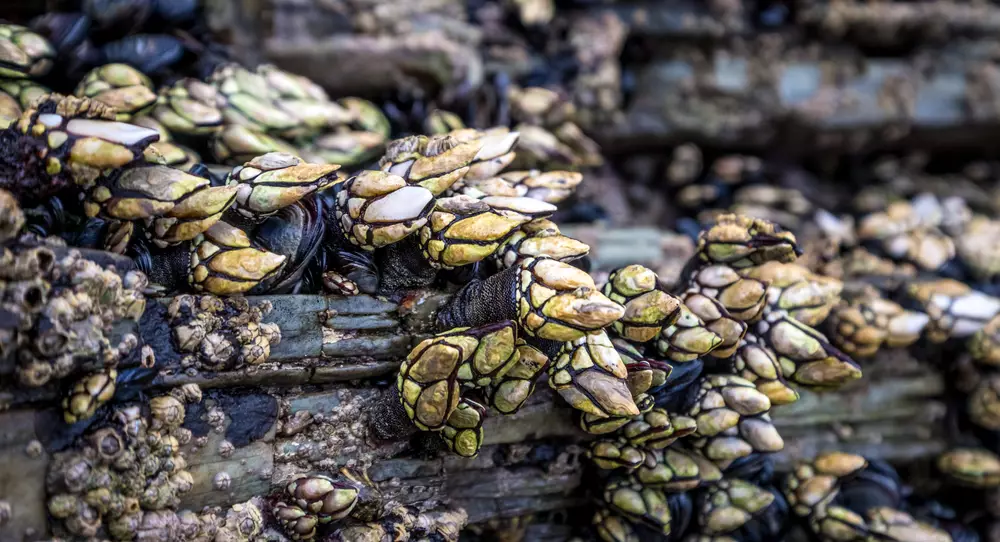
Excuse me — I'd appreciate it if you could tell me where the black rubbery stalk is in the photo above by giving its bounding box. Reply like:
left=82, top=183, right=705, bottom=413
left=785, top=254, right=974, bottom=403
left=437, top=264, right=519, bottom=330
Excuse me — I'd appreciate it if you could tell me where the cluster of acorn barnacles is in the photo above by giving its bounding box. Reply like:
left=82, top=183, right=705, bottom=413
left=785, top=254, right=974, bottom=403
left=0, top=188, right=148, bottom=422
left=167, top=294, right=281, bottom=371
left=45, top=386, right=208, bottom=540
left=393, top=210, right=873, bottom=540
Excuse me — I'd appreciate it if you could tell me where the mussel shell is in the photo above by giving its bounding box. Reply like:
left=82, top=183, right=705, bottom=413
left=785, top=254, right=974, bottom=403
left=724, top=453, right=776, bottom=486
left=101, top=34, right=184, bottom=74
left=30, top=13, right=91, bottom=54
left=152, top=0, right=199, bottom=24
left=652, top=357, right=704, bottom=413
left=834, top=460, right=904, bottom=515
left=85, top=0, right=153, bottom=37
left=251, top=198, right=325, bottom=294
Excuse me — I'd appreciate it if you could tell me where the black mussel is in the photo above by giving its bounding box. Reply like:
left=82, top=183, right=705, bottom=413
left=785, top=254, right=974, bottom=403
left=100, top=33, right=184, bottom=74
left=152, top=0, right=199, bottom=24
left=84, top=0, right=154, bottom=39
left=251, top=198, right=326, bottom=294
left=30, top=12, right=91, bottom=54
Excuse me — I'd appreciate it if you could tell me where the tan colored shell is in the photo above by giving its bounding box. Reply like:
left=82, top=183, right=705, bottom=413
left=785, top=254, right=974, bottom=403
left=549, top=330, right=639, bottom=418
left=75, top=64, right=157, bottom=120
left=335, top=170, right=435, bottom=250
left=188, top=221, right=287, bottom=295
left=228, top=152, right=341, bottom=216
left=697, top=214, right=799, bottom=268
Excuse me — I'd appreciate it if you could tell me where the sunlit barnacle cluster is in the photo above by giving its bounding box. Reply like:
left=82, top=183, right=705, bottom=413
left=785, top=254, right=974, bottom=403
left=166, top=294, right=281, bottom=371
left=784, top=452, right=951, bottom=542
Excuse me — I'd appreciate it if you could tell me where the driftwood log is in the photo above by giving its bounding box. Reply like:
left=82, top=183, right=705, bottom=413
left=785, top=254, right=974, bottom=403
left=0, top=228, right=950, bottom=540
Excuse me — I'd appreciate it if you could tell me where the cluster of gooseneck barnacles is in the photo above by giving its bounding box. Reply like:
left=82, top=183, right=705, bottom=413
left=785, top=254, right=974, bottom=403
left=393, top=206, right=879, bottom=540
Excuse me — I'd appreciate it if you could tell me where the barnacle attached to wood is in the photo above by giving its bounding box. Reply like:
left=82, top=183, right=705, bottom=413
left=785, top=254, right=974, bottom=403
left=151, top=78, right=224, bottom=136
left=603, top=265, right=681, bottom=344
left=828, top=285, right=929, bottom=358
left=447, top=127, right=523, bottom=183
left=784, top=452, right=950, bottom=542
left=486, top=342, right=549, bottom=415
left=284, top=475, right=359, bottom=523
left=908, top=279, right=1000, bottom=342
left=696, top=214, right=800, bottom=268
left=334, top=170, right=435, bottom=250
left=228, top=152, right=341, bottom=217
left=684, top=265, right=768, bottom=323
left=440, top=397, right=487, bottom=458
left=259, top=64, right=352, bottom=137
left=187, top=221, right=287, bottom=295
left=84, top=164, right=238, bottom=250
left=681, top=292, right=747, bottom=359
left=969, top=374, right=1000, bottom=431
left=549, top=330, right=639, bottom=418
left=589, top=437, right=648, bottom=471
left=685, top=375, right=783, bottom=468
left=2, top=94, right=160, bottom=198
left=740, top=261, right=843, bottom=328
left=418, top=195, right=554, bottom=270
left=602, top=477, right=675, bottom=536
left=857, top=198, right=957, bottom=271
left=0, top=24, right=55, bottom=78
left=211, top=63, right=299, bottom=136
left=438, top=256, right=624, bottom=341
left=273, top=502, right=319, bottom=541
left=75, top=63, right=156, bottom=120
left=211, top=124, right=299, bottom=165
left=937, top=448, right=1000, bottom=488
left=167, top=294, right=281, bottom=370
left=632, top=447, right=722, bottom=492
left=693, top=479, right=780, bottom=539
left=379, top=133, right=483, bottom=196
left=751, top=310, right=862, bottom=387
left=496, top=169, right=584, bottom=203
left=494, top=218, right=590, bottom=268
left=62, top=367, right=117, bottom=423
left=731, top=342, right=798, bottom=406
left=970, top=314, right=1000, bottom=367
left=655, top=304, right=723, bottom=363
left=398, top=321, right=519, bottom=431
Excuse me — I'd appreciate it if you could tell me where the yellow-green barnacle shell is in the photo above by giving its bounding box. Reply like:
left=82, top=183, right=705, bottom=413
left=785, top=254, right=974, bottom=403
left=188, top=221, right=287, bottom=295
left=75, top=64, right=156, bottom=120
left=908, top=279, right=1000, bottom=343
left=212, top=63, right=298, bottom=134
left=486, top=341, right=549, bottom=415
left=440, top=398, right=486, bottom=458
left=620, top=407, right=695, bottom=450
left=144, top=139, right=201, bottom=170
left=335, top=170, right=435, bottom=250
left=937, top=448, right=1000, bottom=488
left=153, top=78, right=224, bottom=135
left=655, top=304, right=723, bottom=363
left=970, top=315, right=1000, bottom=367
left=969, top=374, right=1000, bottom=431
left=589, top=438, right=647, bottom=471
left=603, top=477, right=673, bottom=534
left=258, top=64, right=351, bottom=136
left=620, top=347, right=672, bottom=398
left=698, top=479, right=775, bottom=536
left=508, top=85, right=575, bottom=125
left=211, top=124, right=298, bottom=165
left=731, top=342, right=798, bottom=406
left=285, top=475, right=359, bottom=523
left=86, top=165, right=238, bottom=247
left=273, top=502, right=319, bottom=541
left=397, top=330, right=477, bottom=431
left=828, top=293, right=929, bottom=359
left=63, top=367, right=117, bottom=423
left=682, top=292, right=747, bottom=359
left=516, top=257, right=625, bottom=341
left=739, top=261, right=843, bottom=328
left=498, top=170, right=584, bottom=204
left=685, top=265, right=768, bottom=323
left=424, top=109, right=465, bottom=135
left=455, top=321, right=520, bottom=388
left=512, top=123, right=580, bottom=170
left=455, top=176, right=522, bottom=199
left=957, top=216, right=1000, bottom=280
left=549, top=330, right=639, bottom=418
left=103, top=220, right=134, bottom=254
left=866, top=507, right=952, bottom=542
left=229, top=152, right=341, bottom=217
left=581, top=394, right=654, bottom=435
left=418, top=195, right=541, bottom=270
left=634, top=448, right=722, bottom=492
left=697, top=214, right=800, bottom=268
left=752, top=311, right=862, bottom=388
left=687, top=375, right=771, bottom=438
left=593, top=507, right=638, bottom=542
left=379, top=134, right=480, bottom=196
left=0, top=24, right=55, bottom=78
left=339, top=97, right=390, bottom=138
left=447, top=127, right=521, bottom=183
left=494, top=218, right=590, bottom=269
left=0, top=78, right=48, bottom=128
left=604, top=265, right=682, bottom=344
left=308, top=130, right=387, bottom=168
left=689, top=415, right=784, bottom=470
